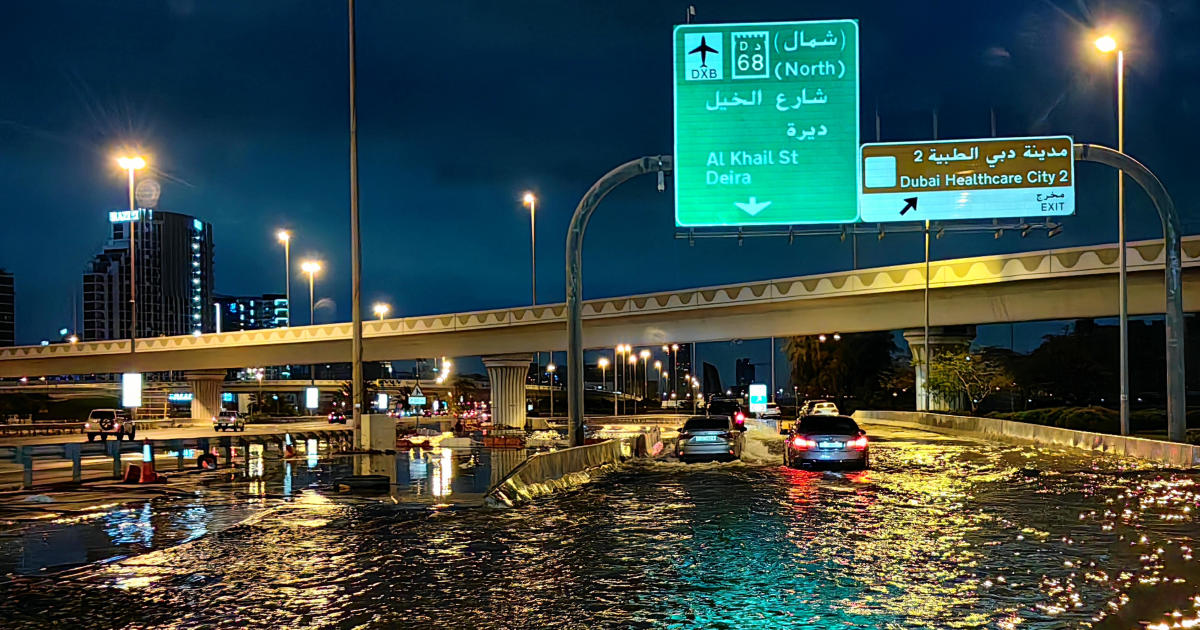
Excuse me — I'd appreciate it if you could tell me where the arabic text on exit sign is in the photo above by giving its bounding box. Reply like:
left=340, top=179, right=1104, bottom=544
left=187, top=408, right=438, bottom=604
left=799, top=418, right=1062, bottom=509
left=673, top=20, right=860, bottom=227
left=858, top=136, right=1075, bottom=222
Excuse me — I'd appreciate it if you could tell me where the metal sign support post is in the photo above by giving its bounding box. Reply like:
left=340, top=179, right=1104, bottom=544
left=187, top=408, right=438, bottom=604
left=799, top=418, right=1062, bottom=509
left=924, top=219, right=931, bottom=412
left=1074, top=143, right=1185, bottom=442
left=566, top=156, right=673, bottom=447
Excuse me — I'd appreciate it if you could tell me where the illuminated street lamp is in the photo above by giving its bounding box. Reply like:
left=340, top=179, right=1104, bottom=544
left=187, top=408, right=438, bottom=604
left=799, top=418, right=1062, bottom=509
left=1094, top=31, right=1130, bottom=435
left=598, top=357, right=612, bottom=416
left=639, top=349, right=651, bottom=402
left=116, top=155, right=147, bottom=349
left=276, top=230, right=291, bottom=326
left=670, top=343, right=681, bottom=395
left=301, top=261, right=322, bottom=325
left=373, top=302, right=390, bottom=320
left=546, top=362, right=557, bottom=417
left=654, top=360, right=663, bottom=399
left=629, top=353, right=639, bottom=414
left=523, top=192, right=539, bottom=382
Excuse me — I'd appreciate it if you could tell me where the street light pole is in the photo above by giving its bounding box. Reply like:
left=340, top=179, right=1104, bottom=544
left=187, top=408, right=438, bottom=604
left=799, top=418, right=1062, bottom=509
left=348, top=0, right=365, bottom=430
left=547, top=362, right=556, bottom=418
left=1112, top=45, right=1129, bottom=435
left=127, top=165, right=137, bottom=349
left=629, top=353, right=638, bottom=415
left=640, top=349, right=650, bottom=407
left=302, top=261, right=320, bottom=386
left=277, top=231, right=291, bottom=326
left=1095, top=34, right=1129, bottom=435
left=924, top=218, right=931, bottom=412
left=598, top=357, right=610, bottom=417
left=117, top=156, right=145, bottom=351
left=524, top=192, right=538, bottom=388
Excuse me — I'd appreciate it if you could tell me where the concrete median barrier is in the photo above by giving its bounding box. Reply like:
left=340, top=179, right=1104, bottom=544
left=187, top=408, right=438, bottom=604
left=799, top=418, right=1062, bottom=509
left=489, top=439, right=630, bottom=506
left=854, top=410, right=1200, bottom=468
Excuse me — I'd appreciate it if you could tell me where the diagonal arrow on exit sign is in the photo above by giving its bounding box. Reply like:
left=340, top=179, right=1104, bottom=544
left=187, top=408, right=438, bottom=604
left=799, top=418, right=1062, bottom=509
left=734, top=197, right=772, bottom=216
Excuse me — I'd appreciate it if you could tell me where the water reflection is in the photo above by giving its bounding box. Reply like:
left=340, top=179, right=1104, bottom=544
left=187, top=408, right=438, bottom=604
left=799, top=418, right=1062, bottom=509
left=4, top=429, right=1196, bottom=629
left=345, top=446, right=527, bottom=502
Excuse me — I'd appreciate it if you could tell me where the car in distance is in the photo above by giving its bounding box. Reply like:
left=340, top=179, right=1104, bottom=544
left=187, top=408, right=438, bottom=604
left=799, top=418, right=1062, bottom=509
left=213, top=410, right=246, bottom=432
left=810, top=401, right=839, bottom=415
left=84, top=408, right=136, bottom=441
left=705, top=398, right=747, bottom=428
left=675, top=415, right=745, bottom=462
left=328, top=410, right=348, bottom=424
left=785, top=414, right=868, bottom=470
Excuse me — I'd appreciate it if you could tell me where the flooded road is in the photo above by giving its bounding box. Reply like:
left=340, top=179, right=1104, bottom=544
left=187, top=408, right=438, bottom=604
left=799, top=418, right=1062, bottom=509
left=1, top=423, right=1198, bottom=629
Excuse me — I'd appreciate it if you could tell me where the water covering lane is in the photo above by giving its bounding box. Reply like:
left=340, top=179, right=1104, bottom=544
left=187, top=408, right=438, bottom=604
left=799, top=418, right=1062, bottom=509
left=1, top=423, right=1197, bottom=629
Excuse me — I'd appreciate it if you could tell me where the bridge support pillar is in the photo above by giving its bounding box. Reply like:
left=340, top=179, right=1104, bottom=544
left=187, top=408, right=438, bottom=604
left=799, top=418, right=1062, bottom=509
left=483, top=354, right=534, bottom=432
left=903, top=326, right=976, bottom=412
left=185, top=369, right=227, bottom=422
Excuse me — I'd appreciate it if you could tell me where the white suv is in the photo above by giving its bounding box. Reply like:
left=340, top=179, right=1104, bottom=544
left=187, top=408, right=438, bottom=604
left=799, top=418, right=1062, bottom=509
left=85, top=409, right=135, bottom=441
left=214, top=410, right=246, bottom=432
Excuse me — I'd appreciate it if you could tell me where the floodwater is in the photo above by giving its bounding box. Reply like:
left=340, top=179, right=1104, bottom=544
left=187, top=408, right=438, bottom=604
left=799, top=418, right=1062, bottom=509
left=1, top=424, right=1198, bottom=629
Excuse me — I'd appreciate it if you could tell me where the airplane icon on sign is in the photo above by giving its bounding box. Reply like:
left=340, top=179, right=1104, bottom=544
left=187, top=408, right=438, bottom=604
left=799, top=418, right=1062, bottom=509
left=688, top=36, right=718, bottom=67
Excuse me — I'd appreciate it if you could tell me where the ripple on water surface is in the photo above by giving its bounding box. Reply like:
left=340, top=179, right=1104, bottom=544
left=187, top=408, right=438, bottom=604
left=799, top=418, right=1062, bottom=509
left=1, top=427, right=1199, bottom=629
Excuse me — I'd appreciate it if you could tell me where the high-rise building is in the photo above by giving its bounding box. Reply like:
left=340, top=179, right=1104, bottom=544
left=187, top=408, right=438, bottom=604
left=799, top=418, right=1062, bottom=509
left=83, top=209, right=214, bottom=340
left=213, top=293, right=288, bottom=332
left=0, top=269, right=13, bottom=347
left=735, top=357, right=755, bottom=386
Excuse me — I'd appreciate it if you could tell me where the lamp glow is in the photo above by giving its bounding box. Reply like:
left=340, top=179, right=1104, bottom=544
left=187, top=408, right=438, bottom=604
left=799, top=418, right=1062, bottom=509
left=1094, top=34, right=1117, bottom=53
left=117, top=156, right=146, bottom=170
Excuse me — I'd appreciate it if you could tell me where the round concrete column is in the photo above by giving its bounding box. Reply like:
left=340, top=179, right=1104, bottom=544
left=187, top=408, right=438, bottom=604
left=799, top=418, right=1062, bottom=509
left=482, top=354, right=533, bottom=432
left=185, top=369, right=227, bottom=421
left=902, top=325, right=976, bottom=411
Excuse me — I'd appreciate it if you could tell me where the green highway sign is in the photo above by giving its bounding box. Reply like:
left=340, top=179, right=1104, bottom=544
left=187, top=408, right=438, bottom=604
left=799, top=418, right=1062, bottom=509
left=673, top=20, right=860, bottom=227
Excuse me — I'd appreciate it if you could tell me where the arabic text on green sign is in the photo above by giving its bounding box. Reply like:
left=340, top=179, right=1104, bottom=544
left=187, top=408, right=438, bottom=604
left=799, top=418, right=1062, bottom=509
left=673, top=20, right=860, bottom=226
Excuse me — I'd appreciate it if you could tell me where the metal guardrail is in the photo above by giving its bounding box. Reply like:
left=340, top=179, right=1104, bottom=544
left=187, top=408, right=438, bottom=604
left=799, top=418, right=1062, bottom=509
left=0, top=422, right=85, bottom=436
left=0, top=426, right=355, bottom=489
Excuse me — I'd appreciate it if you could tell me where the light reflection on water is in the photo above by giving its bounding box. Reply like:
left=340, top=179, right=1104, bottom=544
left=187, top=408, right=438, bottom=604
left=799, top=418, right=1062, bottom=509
left=0, top=429, right=1197, bottom=629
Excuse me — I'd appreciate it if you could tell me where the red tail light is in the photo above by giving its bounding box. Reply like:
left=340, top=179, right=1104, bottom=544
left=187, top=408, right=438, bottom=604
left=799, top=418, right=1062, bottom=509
left=851, top=436, right=868, bottom=450
left=791, top=436, right=816, bottom=449
left=735, top=412, right=745, bottom=423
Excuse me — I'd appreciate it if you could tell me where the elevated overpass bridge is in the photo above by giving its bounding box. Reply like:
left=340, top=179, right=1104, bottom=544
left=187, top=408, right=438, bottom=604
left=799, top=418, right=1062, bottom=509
left=0, top=237, right=1195, bottom=425
left=1, top=236, right=1195, bottom=378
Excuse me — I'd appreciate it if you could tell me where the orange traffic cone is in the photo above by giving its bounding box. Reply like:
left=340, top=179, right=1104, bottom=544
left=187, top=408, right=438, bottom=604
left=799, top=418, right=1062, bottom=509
left=139, top=440, right=158, bottom=483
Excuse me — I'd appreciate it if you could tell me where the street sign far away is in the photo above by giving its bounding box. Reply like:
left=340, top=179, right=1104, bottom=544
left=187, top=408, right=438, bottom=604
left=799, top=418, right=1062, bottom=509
left=674, top=20, right=860, bottom=227
left=748, top=383, right=767, bottom=414
left=859, top=136, right=1075, bottom=222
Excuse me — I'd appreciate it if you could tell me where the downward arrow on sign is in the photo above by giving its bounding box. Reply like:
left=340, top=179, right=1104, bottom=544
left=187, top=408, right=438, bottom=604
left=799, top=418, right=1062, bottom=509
left=734, top=197, right=772, bottom=216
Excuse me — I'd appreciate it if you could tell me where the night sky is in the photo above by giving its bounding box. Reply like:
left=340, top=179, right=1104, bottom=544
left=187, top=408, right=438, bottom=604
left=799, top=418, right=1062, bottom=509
left=2, top=1, right=1198, bottom=378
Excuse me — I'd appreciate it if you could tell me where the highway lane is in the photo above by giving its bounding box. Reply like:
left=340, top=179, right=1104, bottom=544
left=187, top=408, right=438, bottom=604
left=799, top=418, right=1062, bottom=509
left=1, top=420, right=1197, bottom=628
